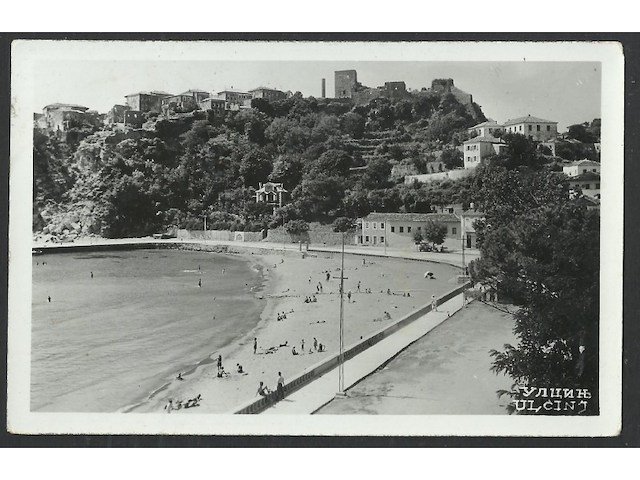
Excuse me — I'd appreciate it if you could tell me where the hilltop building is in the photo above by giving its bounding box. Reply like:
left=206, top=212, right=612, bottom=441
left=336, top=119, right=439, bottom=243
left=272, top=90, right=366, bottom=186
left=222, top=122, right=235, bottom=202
left=463, top=135, right=506, bottom=169
left=198, top=97, right=226, bottom=113
left=568, top=172, right=601, bottom=199
left=162, top=89, right=210, bottom=113
left=335, top=70, right=360, bottom=99
left=125, top=91, right=172, bottom=113
left=249, top=87, right=287, bottom=101
left=40, top=103, right=90, bottom=132
left=468, top=120, right=504, bottom=138
left=106, top=104, right=129, bottom=124
left=217, top=90, right=252, bottom=109
left=503, top=114, right=557, bottom=142
left=562, top=159, right=601, bottom=177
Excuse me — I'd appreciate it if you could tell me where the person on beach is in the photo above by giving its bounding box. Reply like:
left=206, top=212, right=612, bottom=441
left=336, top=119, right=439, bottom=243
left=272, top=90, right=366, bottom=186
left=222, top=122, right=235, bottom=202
left=313, top=337, right=318, bottom=351
left=177, top=373, right=184, bottom=380
left=257, top=381, right=270, bottom=397
left=308, top=276, right=312, bottom=283
left=357, top=281, right=361, bottom=292
left=198, top=278, right=202, bottom=288
left=277, top=372, right=285, bottom=400
left=164, top=399, right=174, bottom=413
left=318, top=344, right=325, bottom=352
left=90, top=271, right=93, bottom=279
left=326, top=272, right=330, bottom=281
left=47, top=296, right=51, bottom=303
left=301, top=339, right=305, bottom=352
left=431, top=295, right=438, bottom=312
left=347, top=290, right=352, bottom=303
left=279, top=341, right=288, bottom=347
left=217, top=355, right=223, bottom=374
left=254, top=338, right=258, bottom=354
left=292, top=347, right=299, bottom=355
left=237, top=363, right=244, bottom=374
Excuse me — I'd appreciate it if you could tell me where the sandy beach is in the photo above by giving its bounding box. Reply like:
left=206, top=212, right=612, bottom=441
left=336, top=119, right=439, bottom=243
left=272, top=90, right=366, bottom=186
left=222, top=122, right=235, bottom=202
left=128, top=248, right=460, bottom=414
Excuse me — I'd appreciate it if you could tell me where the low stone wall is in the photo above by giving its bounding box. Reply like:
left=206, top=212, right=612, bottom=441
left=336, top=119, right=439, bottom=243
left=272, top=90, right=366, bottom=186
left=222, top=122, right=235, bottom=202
left=232, top=282, right=470, bottom=414
left=176, top=229, right=264, bottom=242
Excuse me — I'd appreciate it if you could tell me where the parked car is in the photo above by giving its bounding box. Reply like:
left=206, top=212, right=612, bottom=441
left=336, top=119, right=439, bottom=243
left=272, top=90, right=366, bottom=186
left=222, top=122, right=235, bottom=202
left=418, top=242, right=433, bottom=252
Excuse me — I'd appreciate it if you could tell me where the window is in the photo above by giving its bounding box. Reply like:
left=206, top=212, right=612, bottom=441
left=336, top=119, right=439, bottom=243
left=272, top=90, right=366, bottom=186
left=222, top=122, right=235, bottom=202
left=407, top=226, right=412, bottom=233
left=452, top=227, right=457, bottom=235
left=391, top=226, right=395, bottom=233
left=417, top=226, right=421, bottom=231
left=583, top=169, right=587, bottom=173
left=528, top=124, right=532, bottom=131
left=519, top=125, right=522, bottom=131
left=537, top=125, right=541, bottom=131
left=399, top=226, right=404, bottom=233
left=372, top=222, right=377, bottom=230
left=547, top=125, right=551, bottom=131
left=592, top=169, right=597, bottom=172
left=380, top=236, right=385, bottom=243
left=380, top=222, right=385, bottom=229
left=585, top=184, right=590, bottom=189
left=365, top=222, right=369, bottom=229
left=596, top=183, right=600, bottom=189
left=365, top=235, right=370, bottom=242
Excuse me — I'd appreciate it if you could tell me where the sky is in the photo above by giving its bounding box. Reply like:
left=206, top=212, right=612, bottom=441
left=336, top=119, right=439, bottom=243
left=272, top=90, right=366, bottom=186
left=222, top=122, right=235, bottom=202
left=33, top=60, right=601, bottom=132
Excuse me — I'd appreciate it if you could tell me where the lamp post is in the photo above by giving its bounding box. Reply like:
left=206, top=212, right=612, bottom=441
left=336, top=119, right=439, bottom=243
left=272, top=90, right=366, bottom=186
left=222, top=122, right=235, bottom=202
left=332, top=218, right=355, bottom=397
left=384, top=220, right=387, bottom=256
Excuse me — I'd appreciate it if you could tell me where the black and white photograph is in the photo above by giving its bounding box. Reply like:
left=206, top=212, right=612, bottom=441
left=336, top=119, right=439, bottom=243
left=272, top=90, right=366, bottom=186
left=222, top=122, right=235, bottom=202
left=6, top=40, right=624, bottom=436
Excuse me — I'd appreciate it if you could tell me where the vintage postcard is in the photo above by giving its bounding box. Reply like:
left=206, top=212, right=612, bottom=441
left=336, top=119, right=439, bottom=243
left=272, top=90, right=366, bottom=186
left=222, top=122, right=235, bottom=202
left=7, top=40, right=624, bottom=436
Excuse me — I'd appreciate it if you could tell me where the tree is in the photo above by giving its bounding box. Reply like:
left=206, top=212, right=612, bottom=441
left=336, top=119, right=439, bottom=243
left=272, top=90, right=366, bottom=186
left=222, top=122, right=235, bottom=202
left=567, top=123, right=596, bottom=143
left=441, top=147, right=463, bottom=170
left=423, top=220, right=447, bottom=246
left=332, top=216, right=356, bottom=233
left=341, top=112, right=366, bottom=139
left=470, top=165, right=599, bottom=414
left=413, top=230, right=423, bottom=244
left=285, top=219, right=309, bottom=238
left=494, top=133, right=544, bottom=170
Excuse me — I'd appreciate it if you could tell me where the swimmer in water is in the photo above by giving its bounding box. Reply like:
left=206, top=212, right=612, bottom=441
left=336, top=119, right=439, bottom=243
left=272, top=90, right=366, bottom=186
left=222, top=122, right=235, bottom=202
left=198, top=278, right=202, bottom=288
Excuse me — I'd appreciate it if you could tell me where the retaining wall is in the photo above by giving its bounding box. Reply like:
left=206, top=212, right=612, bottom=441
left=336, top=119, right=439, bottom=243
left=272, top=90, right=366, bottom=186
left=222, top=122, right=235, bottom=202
left=176, top=229, right=264, bottom=242
left=233, top=281, right=470, bottom=414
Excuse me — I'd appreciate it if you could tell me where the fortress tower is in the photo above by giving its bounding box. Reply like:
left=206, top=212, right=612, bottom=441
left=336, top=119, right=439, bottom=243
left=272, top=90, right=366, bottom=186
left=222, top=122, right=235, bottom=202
left=335, top=69, right=358, bottom=98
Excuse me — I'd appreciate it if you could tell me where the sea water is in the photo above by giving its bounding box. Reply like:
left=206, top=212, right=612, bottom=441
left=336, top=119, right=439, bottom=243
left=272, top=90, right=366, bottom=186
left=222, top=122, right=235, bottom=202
left=31, top=249, right=265, bottom=412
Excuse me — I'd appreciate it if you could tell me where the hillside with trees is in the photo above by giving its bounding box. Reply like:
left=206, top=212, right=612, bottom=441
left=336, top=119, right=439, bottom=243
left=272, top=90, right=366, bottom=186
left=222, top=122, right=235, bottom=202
left=33, top=90, right=487, bottom=239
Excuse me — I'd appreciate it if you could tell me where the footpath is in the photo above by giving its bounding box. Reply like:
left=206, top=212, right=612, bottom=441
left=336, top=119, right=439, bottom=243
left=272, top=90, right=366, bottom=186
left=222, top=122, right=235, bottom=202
left=260, top=293, right=465, bottom=415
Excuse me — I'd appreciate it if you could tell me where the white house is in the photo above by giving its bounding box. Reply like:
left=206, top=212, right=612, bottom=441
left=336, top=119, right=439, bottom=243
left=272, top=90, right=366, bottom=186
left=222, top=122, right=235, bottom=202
left=563, top=159, right=601, bottom=177
left=502, top=114, right=558, bottom=142
left=467, top=120, right=504, bottom=138
left=462, top=135, right=506, bottom=169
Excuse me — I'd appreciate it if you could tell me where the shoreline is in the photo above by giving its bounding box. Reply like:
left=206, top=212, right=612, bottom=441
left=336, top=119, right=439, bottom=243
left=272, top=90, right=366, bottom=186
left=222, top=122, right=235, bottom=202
left=124, top=249, right=461, bottom=414
left=120, top=252, right=277, bottom=413
left=31, top=236, right=466, bottom=414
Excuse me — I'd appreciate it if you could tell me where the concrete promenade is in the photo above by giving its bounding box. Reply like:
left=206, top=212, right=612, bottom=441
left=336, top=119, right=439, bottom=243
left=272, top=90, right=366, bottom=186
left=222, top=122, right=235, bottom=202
left=262, top=293, right=465, bottom=415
